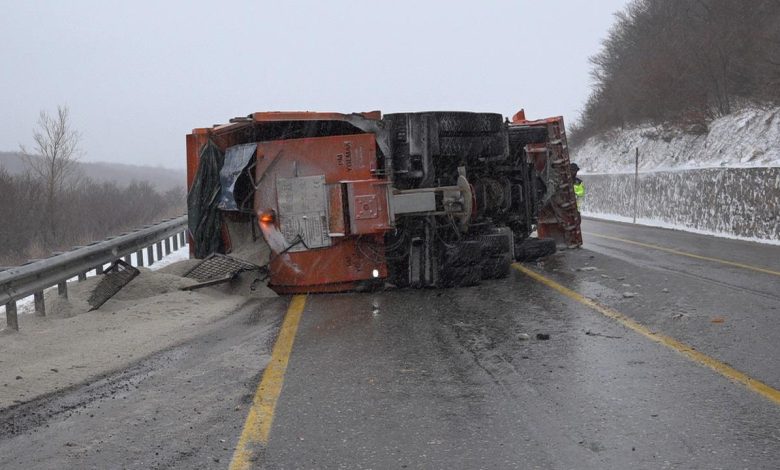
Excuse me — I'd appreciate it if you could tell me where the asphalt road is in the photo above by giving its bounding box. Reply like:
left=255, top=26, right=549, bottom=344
left=1, top=218, right=779, bottom=469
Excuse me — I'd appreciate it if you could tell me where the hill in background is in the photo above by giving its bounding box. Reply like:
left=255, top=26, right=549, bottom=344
left=0, top=151, right=185, bottom=191
left=573, top=0, right=780, bottom=145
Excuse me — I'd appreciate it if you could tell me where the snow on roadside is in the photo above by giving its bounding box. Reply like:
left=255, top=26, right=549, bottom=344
left=574, top=106, right=780, bottom=174
left=582, top=211, right=780, bottom=247
left=149, top=245, right=190, bottom=271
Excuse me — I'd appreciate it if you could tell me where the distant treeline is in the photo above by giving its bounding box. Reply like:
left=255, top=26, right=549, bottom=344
left=573, top=0, right=780, bottom=143
left=0, top=168, right=185, bottom=265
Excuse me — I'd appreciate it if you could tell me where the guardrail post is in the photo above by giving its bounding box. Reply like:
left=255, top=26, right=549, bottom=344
left=172, top=235, right=179, bottom=251
left=136, top=250, right=144, bottom=267
left=5, top=302, right=18, bottom=331
left=179, top=231, right=186, bottom=246
left=0, top=216, right=188, bottom=327
left=123, top=254, right=132, bottom=265
left=34, top=291, right=45, bottom=316
left=58, top=281, right=68, bottom=299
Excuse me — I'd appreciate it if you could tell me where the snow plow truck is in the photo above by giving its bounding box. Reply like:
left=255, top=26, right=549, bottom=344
left=186, top=110, right=582, bottom=294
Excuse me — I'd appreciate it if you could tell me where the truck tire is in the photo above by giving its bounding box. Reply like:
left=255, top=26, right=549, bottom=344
left=481, top=253, right=512, bottom=280
left=439, top=240, right=482, bottom=287
left=436, top=112, right=504, bottom=134
left=478, top=232, right=513, bottom=256
left=515, top=238, right=556, bottom=261
left=438, top=135, right=507, bottom=157
left=440, top=265, right=482, bottom=287
left=442, top=240, right=482, bottom=267
left=508, top=126, right=549, bottom=147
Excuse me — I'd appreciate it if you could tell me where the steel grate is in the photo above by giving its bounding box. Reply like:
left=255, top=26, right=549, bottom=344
left=183, top=254, right=261, bottom=282
left=88, top=260, right=140, bottom=311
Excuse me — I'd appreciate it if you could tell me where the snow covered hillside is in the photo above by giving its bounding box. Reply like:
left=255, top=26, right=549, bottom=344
left=572, top=106, right=780, bottom=244
left=573, top=107, right=780, bottom=174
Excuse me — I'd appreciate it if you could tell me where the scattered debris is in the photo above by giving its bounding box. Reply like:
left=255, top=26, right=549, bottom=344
left=622, top=292, right=638, bottom=298
left=621, top=283, right=632, bottom=288
left=535, top=333, right=550, bottom=340
left=88, top=260, right=140, bottom=311
left=662, top=288, right=669, bottom=293
left=671, top=313, right=685, bottom=320
left=710, top=316, right=726, bottom=324
left=600, top=274, right=611, bottom=279
left=518, top=333, right=531, bottom=341
left=577, top=266, right=599, bottom=272
left=182, top=253, right=264, bottom=291
left=585, top=330, right=622, bottom=339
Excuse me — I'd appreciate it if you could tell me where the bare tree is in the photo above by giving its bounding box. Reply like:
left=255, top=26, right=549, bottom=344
left=19, top=105, right=84, bottom=248
left=574, top=0, right=780, bottom=144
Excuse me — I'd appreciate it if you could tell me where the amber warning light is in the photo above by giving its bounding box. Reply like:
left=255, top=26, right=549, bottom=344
left=259, top=211, right=275, bottom=224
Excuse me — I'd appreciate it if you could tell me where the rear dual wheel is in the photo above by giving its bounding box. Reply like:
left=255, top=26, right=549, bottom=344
left=515, top=237, right=557, bottom=261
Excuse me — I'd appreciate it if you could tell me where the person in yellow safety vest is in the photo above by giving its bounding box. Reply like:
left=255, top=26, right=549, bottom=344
left=570, top=163, right=585, bottom=210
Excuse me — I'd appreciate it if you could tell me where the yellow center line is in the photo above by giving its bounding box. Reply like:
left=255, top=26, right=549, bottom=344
left=229, top=294, right=307, bottom=470
left=584, top=231, right=780, bottom=277
left=512, top=264, right=780, bottom=406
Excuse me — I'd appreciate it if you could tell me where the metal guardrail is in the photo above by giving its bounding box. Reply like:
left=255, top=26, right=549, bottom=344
left=1, top=215, right=188, bottom=331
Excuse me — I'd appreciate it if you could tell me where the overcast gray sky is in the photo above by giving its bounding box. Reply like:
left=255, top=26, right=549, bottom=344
left=1, top=0, right=629, bottom=169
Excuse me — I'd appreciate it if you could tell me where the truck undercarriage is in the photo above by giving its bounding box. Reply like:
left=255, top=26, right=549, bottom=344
left=186, top=110, right=581, bottom=294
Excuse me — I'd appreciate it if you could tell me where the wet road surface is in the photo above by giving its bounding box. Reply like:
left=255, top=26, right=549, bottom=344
left=1, top=218, right=779, bottom=469
left=0, top=298, right=290, bottom=469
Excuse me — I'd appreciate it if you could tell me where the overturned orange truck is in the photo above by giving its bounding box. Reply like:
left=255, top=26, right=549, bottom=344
left=186, top=110, right=581, bottom=294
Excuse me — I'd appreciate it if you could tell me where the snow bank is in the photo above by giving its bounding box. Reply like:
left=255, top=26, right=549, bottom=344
left=574, top=107, right=780, bottom=174
left=581, top=212, right=780, bottom=246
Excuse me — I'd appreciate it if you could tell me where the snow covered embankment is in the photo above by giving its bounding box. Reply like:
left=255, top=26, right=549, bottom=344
left=572, top=107, right=780, bottom=243
left=575, top=107, right=780, bottom=173
left=580, top=168, right=780, bottom=244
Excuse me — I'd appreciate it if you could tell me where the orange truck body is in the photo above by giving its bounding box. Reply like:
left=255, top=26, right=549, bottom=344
left=187, top=109, right=580, bottom=294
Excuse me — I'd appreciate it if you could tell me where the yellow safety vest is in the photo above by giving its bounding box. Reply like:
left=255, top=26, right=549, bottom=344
left=573, top=181, right=585, bottom=209
left=573, top=181, right=585, bottom=198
